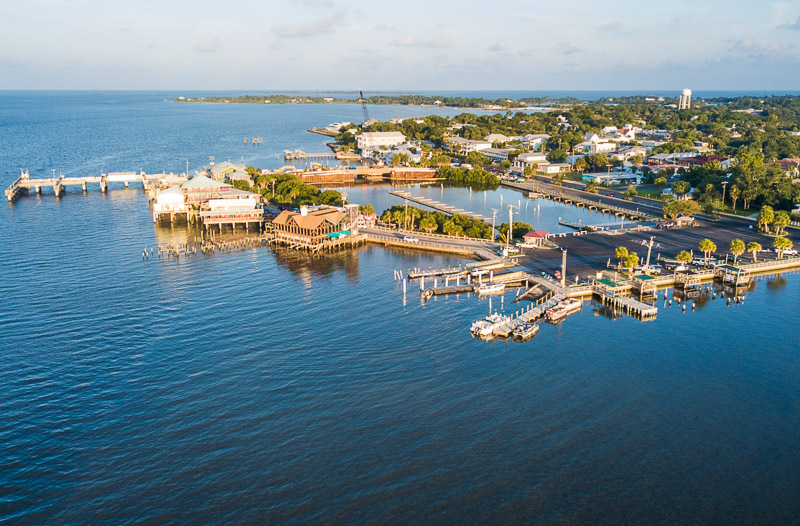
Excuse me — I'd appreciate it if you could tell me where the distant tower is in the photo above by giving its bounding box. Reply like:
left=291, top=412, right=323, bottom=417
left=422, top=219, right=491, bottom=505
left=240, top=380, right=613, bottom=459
left=679, top=88, right=692, bottom=110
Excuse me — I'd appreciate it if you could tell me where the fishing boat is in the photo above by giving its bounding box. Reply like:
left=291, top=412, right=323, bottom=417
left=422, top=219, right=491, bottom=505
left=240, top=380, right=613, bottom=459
left=474, top=282, right=506, bottom=295
left=512, top=322, right=539, bottom=340
left=545, top=298, right=582, bottom=323
left=470, top=312, right=506, bottom=337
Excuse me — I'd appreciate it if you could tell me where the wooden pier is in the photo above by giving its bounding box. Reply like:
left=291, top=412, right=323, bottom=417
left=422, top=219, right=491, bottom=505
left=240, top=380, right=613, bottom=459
left=389, top=190, right=492, bottom=223
left=501, top=181, right=656, bottom=221
left=5, top=169, right=186, bottom=202
left=283, top=150, right=337, bottom=161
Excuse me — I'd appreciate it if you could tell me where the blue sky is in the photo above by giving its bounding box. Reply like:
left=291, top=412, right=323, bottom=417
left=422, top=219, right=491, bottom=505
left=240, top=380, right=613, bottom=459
left=1, top=0, right=799, bottom=90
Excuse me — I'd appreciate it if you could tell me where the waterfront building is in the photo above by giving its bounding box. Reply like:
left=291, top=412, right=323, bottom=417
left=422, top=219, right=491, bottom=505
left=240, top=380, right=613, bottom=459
left=357, top=131, right=406, bottom=150
left=199, top=189, right=264, bottom=231
left=272, top=206, right=354, bottom=249
left=511, top=152, right=548, bottom=173
left=181, top=174, right=233, bottom=205
left=152, top=187, right=188, bottom=223
left=679, top=88, right=692, bottom=110
left=520, top=230, right=549, bottom=247
left=211, top=161, right=246, bottom=180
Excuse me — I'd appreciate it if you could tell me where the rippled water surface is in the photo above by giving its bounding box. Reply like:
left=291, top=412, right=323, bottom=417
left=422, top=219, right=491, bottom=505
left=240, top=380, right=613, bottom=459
left=1, top=92, right=800, bottom=524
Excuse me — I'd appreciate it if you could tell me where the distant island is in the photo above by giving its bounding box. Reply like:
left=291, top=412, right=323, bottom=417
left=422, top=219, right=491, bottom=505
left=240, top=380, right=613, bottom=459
left=174, top=93, right=552, bottom=109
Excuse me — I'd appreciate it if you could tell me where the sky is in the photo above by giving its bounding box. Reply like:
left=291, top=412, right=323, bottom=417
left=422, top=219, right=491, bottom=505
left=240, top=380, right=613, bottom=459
left=1, top=0, right=799, bottom=90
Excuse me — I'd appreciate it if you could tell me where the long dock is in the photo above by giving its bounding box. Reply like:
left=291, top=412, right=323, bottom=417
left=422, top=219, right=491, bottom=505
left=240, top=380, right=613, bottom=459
left=283, top=150, right=337, bottom=160
left=5, top=169, right=187, bottom=202
left=389, top=190, right=492, bottom=223
left=502, top=181, right=656, bottom=221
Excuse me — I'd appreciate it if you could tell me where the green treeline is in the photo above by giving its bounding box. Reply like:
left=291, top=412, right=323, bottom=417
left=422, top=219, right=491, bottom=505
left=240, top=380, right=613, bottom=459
left=379, top=205, right=493, bottom=239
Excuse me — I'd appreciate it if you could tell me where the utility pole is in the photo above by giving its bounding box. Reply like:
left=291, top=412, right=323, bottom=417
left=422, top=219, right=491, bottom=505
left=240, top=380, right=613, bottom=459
left=491, top=208, right=499, bottom=242
left=561, top=249, right=567, bottom=288
left=404, top=198, right=408, bottom=231
left=645, top=235, right=655, bottom=271
left=507, top=204, right=517, bottom=251
left=721, top=180, right=728, bottom=206
left=186, top=159, right=189, bottom=178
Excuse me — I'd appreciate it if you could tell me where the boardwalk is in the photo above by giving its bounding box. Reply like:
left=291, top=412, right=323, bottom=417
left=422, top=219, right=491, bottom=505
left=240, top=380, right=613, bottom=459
left=5, top=169, right=187, bottom=202
left=389, top=190, right=492, bottom=223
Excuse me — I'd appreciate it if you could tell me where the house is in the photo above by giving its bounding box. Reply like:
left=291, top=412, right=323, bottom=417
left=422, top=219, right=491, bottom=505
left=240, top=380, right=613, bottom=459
left=520, top=230, right=549, bottom=247
left=357, top=131, right=406, bottom=150
left=540, top=163, right=571, bottom=174
left=445, top=136, right=492, bottom=153
left=272, top=206, right=354, bottom=249
left=582, top=172, right=642, bottom=185
left=511, top=152, right=548, bottom=173
left=485, top=133, right=511, bottom=144
left=481, top=148, right=514, bottom=162
left=152, top=186, right=188, bottom=222
left=766, top=158, right=800, bottom=179
left=227, top=171, right=254, bottom=185
left=601, top=126, right=618, bottom=136
left=210, top=161, right=246, bottom=180
left=518, top=133, right=551, bottom=149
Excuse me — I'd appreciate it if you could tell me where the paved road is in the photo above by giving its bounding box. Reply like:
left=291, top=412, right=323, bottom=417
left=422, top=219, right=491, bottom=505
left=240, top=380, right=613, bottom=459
left=503, top=178, right=799, bottom=279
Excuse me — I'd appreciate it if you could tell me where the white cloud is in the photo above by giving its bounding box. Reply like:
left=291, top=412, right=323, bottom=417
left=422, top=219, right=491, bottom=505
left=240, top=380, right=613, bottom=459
left=777, top=16, right=800, bottom=30
left=728, top=39, right=794, bottom=61
left=596, top=21, right=622, bottom=32
left=274, top=9, right=347, bottom=38
left=194, top=38, right=222, bottom=53
left=391, top=33, right=451, bottom=48
left=489, top=42, right=509, bottom=52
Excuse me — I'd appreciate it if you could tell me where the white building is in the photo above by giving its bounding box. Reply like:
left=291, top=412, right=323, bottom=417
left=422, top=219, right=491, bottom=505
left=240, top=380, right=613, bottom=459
left=485, top=133, right=511, bottom=144
left=357, top=131, right=406, bottom=150
left=211, top=161, right=246, bottom=180
left=481, top=148, right=514, bottom=162
left=445, top=136, right=492, bottom=153
left=153, top=186, right=186, bottom=212
left=583, top=172, right=642, bottom=185
left=541, top=163, right=571, bottom=174
left=511, top=152, right=549, bottom=173
left=519, top=133, right=551, bottom=149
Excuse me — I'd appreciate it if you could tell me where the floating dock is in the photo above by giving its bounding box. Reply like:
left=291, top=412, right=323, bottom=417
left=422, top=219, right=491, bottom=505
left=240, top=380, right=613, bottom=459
left=389, top=190, right=492, bottom=223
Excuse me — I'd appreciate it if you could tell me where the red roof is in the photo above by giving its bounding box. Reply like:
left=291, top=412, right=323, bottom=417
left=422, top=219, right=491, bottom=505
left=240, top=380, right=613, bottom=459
left=523, top=230, right=549, bottom=238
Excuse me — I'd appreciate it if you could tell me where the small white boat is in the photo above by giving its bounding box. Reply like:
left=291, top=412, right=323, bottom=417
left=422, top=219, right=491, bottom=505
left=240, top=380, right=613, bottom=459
left=474, top=282, right=506, bottom=295
left=545, top=298, right=582, bottom=322
left=512, top=322, right=539, bottom=340
left=470, top=312, right=507, bottom=337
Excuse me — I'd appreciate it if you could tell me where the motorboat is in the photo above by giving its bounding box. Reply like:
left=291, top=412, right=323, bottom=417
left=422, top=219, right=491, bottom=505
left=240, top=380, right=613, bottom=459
left=474, top=282, right=506, bottom=295
left=470, top=312, right=507, bottom=337
left=512, top=322, right=539, bottom=340
left=545, top=298, right=582, bottom=322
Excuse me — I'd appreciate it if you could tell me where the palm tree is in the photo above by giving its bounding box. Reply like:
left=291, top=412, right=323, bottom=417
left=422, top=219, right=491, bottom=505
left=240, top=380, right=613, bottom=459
left=728, top=185, right=740, bottom=212
left=746, top=241, right=762, bottom=262
left=624, top=185, right=637, bottom=200
left=773, top=236, right=793, bottom=259
left=420, top=216, right=438, bottom=234
left=698, top=238, right=717, bottom=265
left=615, top=246, right=629, bottom=270
left=729, top=238, right=745, bottom=264
left=623, top=252, right=639, bottom=274
left=676, top=250, right=692, bottom=265
left=392, top=209, right=405, bottom=229
left=757, top=205, right=774, bottom=234
left=773, top=210, right=790, bottom=236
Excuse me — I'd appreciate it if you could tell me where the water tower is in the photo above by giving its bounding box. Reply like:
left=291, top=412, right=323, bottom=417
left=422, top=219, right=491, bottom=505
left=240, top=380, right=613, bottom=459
left=679, top=88, right=692, bottom=110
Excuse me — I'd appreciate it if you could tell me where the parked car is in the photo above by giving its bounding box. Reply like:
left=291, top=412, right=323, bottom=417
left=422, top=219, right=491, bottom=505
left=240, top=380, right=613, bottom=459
left=403, top=236, right=419, bottom=243
left=778, top=247, right=799, bottom=256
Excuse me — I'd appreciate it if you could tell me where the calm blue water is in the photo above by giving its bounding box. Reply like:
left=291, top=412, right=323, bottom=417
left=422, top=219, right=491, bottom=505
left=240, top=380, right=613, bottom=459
left=2, top=92, right=800, bottom=524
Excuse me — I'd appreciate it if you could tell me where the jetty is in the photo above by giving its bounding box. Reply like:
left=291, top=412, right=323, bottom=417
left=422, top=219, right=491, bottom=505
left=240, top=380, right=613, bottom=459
left=389, top=190, right=492, bottom=223
left=283, top=150, right=337, bottom=161
left=5, top=169, right=186, bottom=202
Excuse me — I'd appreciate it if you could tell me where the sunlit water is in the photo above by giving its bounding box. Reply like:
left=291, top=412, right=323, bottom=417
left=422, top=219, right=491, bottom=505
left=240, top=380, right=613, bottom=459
left=1, top=92, right=799, bottom=524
